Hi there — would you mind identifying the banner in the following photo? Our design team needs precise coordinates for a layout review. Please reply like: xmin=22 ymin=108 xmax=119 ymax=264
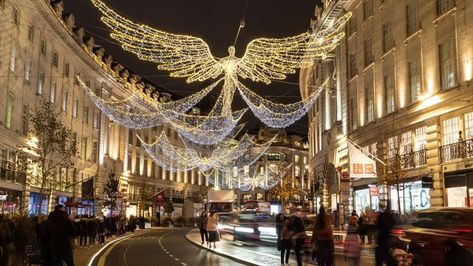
xmin=155 ymin=192 xmax=165 ymax=206
xmin=348 ymin=142 xmax=377 ymax=178
xmin=81 ymin=178 xmax=94 ymax=200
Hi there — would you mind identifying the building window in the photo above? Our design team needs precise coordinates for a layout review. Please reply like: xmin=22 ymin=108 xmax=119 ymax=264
xmin=50 ymin=81 xmax=56 ymax=103
xmin=5 ymin=93 xmax=14 ymax=129
xmin=12 ymin=7 xmax=19 ymax=27
xmin=40 ymin=39 xmax=46 ymax=57
xmin=27 ymin=24 xmax=34 ymax=42
xmin=385 ymin=74 xmax=395 ymax=114
xmin=349 ymin=92 xmax=358 ymax=130
xmin=52 ymin=51 xmax=58 ymax=68
xmin=442 ymin=116 xmax=460 ymax=145
xmin=81 ymin=138 xmax=88 ymax=160
xmin=37 ymin=71 xmax=44 ymax=95
xmin=72 ymin=99 xmax=78 ymax=118
xmin=464 ymin=112 xmax=473 ymax=140
xmin=62 ymin=91 xmax=68 ymax=112
xmin=294 ymin=155 xmax=300 ymax=163
xmin=415 ymin=126 xmax=427 ymax=151
xmin=128 ymin=130 xmax=133 ymax=144
xmin=348 ymin=15 xmax=357 ymax=36
xmin=437 ymin=0 xmax=454 ymax=16
xmin=10 ymin=46 xmax=16 ymax=72
xmin=439 ymin=38 xmax=457 ymax=90
xmin=383 ymin=23 xmax=394 ymax=53
xmin=295 ymin=166 xmax=301 ymax=177
xmin=366 ymin=84 xmax=374 ymax=123
xmin=349 ymin=53 xmax=357 ymax=78
xmin=388 ymin=136 xmax=398 ymax=158
xmin=363 ymin=0 xmax=373 ymax=20
xmin=408 ymin=58 xmax=422 ymax=103
xmin=364 ymin=39 xmax=373 ymax=67
xmin=400 ymin=131 xmax=413 ymax=155
xmin=93 ymin=111 xmax=99 ymax=129
xmin=63 ymin=61 xmax=70 ymax=77
xmin=74 ymin=73 xmax=80 ymax=85
xmin=406 ymin=0 xmax=419 ymax=36
xmin=21 ymin=104 xmax=29 ymax=136
xmin=83 ymin=106 xmax=89 ymax=124
xmin=24 ymin=61 xmax=31 ymax=84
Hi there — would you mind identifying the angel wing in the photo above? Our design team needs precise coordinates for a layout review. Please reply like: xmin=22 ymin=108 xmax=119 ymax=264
xmin=91 ymin=0 xmax=222 ymax=83
xmin=237 ymin=13 xmax=351 ymax=84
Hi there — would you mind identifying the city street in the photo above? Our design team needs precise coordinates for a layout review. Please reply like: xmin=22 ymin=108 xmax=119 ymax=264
xmin=87 ymin=228 xmax=375 ymax=266
xmin=88 ymin=228 xmax=243 ymax=266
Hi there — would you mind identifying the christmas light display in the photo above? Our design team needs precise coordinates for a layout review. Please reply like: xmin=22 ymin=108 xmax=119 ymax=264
xmin=90 ymin=0 xmax=351 ymax=128
xmin=138 ymin=132 xmax=274 ymax=172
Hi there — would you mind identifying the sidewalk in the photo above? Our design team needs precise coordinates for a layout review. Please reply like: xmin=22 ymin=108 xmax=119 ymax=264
xmin=73 ymin=231 xmax=139 ymax=266
xmin=186 ymin=229 xmax=375 ymax=266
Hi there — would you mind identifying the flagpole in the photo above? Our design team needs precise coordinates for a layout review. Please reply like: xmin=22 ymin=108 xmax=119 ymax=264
xmin=346 ymin=138 xmax=386 ymax=166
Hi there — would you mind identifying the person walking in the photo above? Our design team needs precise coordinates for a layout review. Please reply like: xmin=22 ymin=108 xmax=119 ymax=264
xmin=376 ymin=204 xmax=396 ymax=266
xmin=196 ymin=211 xmax=208 ymax=245
xmin=46 ymin=205 xmax=76 ymax=266
xmin=206 ymin=211 xmax=219 ymax=249
xmin=97 ymin=217 xmax=106 ymax=244
xmin=357 ymin=211 xmax=367 ymax=244
xmin=314 ymin=206 xmax=335 ymax=266
xmin=291 ymin=215 xmax=307 ymax=266
xmin=79 ymin=217 xmax=88 ymax=248
xmin=366 ymin=209 xmax=377 ymax=244
xmin=275 ymin=213 xmax=284 ymax=252
xmin=344 ymin=216 xmax=362 ymax=266
xmin=279 ymin=217 xmax=292 ymax=265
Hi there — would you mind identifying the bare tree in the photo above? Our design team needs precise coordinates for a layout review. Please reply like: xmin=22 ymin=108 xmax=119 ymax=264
xmin=30 ymin=100 xmax=77 ymax=215
xmin=381 ymin=148 xmax=407 ymax=214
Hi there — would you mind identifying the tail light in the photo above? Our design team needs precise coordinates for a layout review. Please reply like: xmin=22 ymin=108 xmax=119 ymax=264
xmin=454 ymin=227 xmax=473 ymax=234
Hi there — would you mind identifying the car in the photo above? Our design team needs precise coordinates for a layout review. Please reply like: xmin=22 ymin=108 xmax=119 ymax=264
xmin=397 ymin=208 xmax=473 ymax=266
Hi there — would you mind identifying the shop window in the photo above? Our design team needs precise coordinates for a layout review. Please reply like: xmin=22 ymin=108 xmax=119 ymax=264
xmin=442 ymin=116 xmax=460 ymax=145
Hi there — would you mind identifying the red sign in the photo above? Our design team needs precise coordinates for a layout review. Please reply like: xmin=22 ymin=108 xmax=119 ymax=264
xmin=369 ymin=186 xmax=379 ymax=196
xmin=155 ymin=193 xmax=164 ymax=206
xmin=341 ymin=172 xmax=350 ymax=181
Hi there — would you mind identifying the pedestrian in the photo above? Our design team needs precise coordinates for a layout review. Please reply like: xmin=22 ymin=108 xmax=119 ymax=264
xmin=46 ymin=204 xmax=76 ymax=266
xmin=206 ymin=211 xmax=219 ymax=249
xmin=0 ymin=215 xmax=13 ymax=266
xmin=79 ymin=216 xmax=88 ymax=247
xmin=344 ymin=216 xmax=362 ymax=266
xmin=97 ymin=217 xmax=106 ymax=244
xmin=280 ymin=216 xmax=292 ymax=265
xmin=37 ymin=215 xmax=52 ymax=266
xmin=314 ymin=206 xmax=335 ymax=266
xmin=196 ymin=211 xmax=208 ymax=245
xmin=366 ymin=209 xmax=377 ymax=244
xmin=376 ymin=203 xmax=396 ymax=266
xmin=357 ymin=211 xmax=367 ymax=244
xmin=87 ymin=217 xmax=98 ymax=246
xmin=291 ymin=215 xmax=307 ymax=266
xmin=275 ymin=213 xmax=284 ymax=252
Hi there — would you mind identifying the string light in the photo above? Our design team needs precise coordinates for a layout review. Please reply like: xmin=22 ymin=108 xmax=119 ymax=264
xmin=90 ymin=0 xmax=351 ymax=128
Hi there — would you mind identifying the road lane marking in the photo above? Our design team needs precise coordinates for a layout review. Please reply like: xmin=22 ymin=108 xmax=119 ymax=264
xmin=158 ymin=230 xmax=188 ymax=265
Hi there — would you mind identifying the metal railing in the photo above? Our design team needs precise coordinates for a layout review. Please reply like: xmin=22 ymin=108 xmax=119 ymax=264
xmin=386 ymin=148 xmax=427 ymax=170
xmin=0 ymin=161 xmax=26 ymax=185
xmin=440 ymin=139 xmax=473 ymax=163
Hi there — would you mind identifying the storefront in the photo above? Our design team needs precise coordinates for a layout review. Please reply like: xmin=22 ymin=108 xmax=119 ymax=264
xmin=389 ymin=181 xmax=431 ymax=214
xmin=28 ymin=192 xmax=49 ymax=216
xmin=354 ymin=186 xmax=379 ymax=215
xmin=0 ymin=188 xmax=22 ymax=215
xmin=445 ymin=171 xmax=473 ymax=207
xmin=77 ymin=199 xmax=95 ymax=216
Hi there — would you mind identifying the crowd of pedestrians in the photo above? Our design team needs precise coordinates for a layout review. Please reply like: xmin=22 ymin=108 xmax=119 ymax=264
xmin=0 ymin=205 xmax=144 ymax=266
xmin=275 ymin=212 xmax=308 ymax=266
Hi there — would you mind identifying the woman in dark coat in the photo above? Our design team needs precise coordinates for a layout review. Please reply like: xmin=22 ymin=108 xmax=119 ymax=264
xmin=314 ymin=206 xmax=335 ymax=266
xmin=275 ymin=213 xmax=284 ymax=251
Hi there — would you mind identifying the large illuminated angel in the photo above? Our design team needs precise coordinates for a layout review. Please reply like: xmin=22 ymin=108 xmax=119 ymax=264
xmin=91 ymin=0 xmax=351 ymax=127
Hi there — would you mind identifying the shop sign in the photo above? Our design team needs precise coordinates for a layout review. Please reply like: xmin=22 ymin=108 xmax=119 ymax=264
xmin=0 ymin=194 xmax=7 ymax=201
xmin=155 ymin=192 xmax=164 ymax=206
xmin=369 ymin=186 xmax=379 ymax=196
xmin=340 ymin=182 xmax=351 ymax=202
xmin=421 ymin=175 xmax=433 ymax=188
xmin=341 ymin=172 xmax=350 ymax=181
xmin=348 ymin=142 xmax=377 ymax=178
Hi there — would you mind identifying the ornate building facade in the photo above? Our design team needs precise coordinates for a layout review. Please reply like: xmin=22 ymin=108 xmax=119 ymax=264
xmin=0 ymin=0 xmax=204 ymax=218
xmin=301 ymin=0 xmax=473 ymax=214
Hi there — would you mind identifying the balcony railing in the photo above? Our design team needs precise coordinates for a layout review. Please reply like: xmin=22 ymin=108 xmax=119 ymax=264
xmin=386 ymin=149 xmax=427 ymax=170
xmin=0 ymin=161 xmax=26 ymax=185
xmin=440 ymin=139 xmax=473 ymax=163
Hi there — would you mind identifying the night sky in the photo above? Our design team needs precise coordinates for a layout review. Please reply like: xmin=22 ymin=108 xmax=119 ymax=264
xmin=64 ymin=0 xmax=320 ymax=137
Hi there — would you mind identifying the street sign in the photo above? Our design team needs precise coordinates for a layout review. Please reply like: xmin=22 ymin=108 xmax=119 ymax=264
xmin=155 ymin=193 xmax=164 ymax=206
xmin=369 ymin=186 xmax=379 ymax=196
xmin=341 ymin=172 xmax=350 ymax=181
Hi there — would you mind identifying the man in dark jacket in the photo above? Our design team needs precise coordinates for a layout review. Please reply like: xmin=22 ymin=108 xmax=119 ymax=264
xmin=46 ymin=205 xmax=75 ymax=266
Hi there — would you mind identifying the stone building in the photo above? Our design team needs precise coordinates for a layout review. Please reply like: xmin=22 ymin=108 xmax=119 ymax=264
xmin=301 ymin=0 xmax=473 ymax=214
xmin=0 ymin=0 xmax=204 ymax=218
